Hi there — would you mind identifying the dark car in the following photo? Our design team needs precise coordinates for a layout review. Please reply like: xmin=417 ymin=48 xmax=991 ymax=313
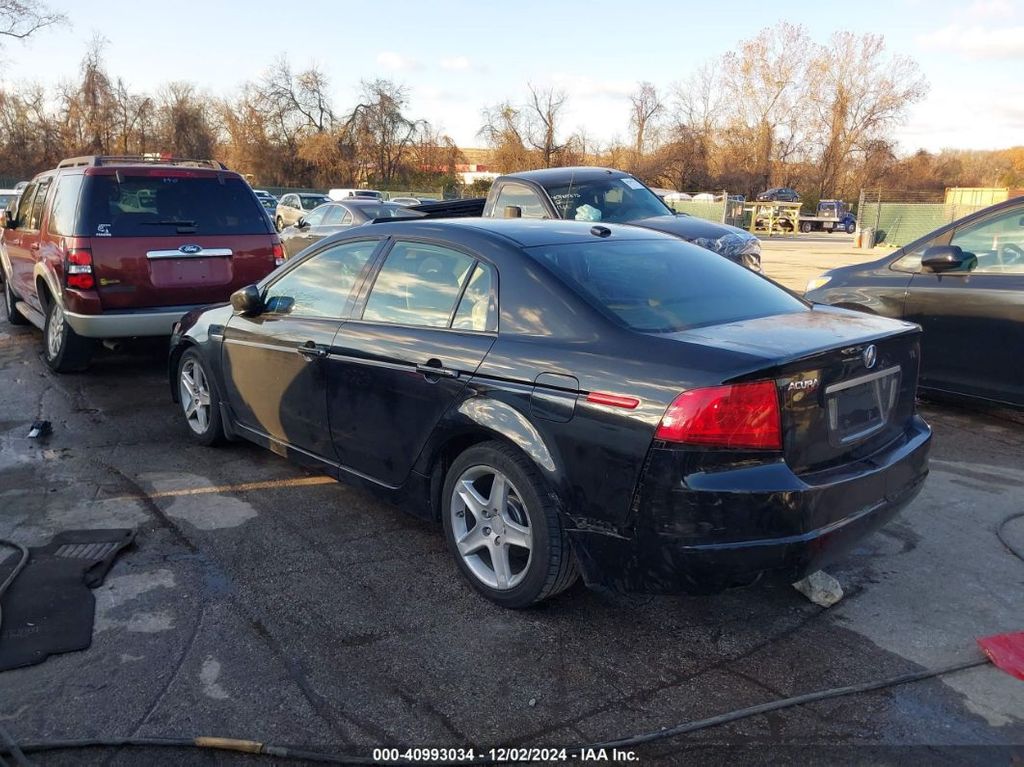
xmin=253 ymin=189 xmax=278 ymax=215
xmin=757 ymin=187 xmax=801 ymax=203
xmin=274 ymin=192 xmax=332 ymax=231
xmin=169 ymin=218 xmax=930 ymax=608
xmin=279 ymin=200 xmax=422 ymax=258
xmin=1 ymin=154 xmax=283 ymax=372
xmin=805 ymin=198 xmax=1024 ymax=408
xmin=483 ymin=167 xmax=762 ymax=271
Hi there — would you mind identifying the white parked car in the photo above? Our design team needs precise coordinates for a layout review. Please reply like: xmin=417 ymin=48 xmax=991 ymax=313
xmin=328 ymin=188 xmax=383 ymax=202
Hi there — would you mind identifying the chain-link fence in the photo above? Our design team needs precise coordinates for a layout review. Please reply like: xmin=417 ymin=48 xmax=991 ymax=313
xmin=857 ymin=188 xmax=1000 ymax=248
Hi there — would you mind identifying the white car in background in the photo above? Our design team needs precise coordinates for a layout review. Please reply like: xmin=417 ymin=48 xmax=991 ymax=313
xmin=328 ymin=188 xmax=383 ymax=201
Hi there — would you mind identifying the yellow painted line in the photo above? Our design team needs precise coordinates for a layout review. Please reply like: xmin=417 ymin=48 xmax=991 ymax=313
xmin=107 ymin=475 xmax=335 ymax=502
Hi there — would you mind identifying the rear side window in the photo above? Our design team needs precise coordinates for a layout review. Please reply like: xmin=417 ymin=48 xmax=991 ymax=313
xmin=529 ymin=240 xmax=806 ymax=333
xmin=15 ymin=184 xmax=35 ymax=228
xmin=263 ymin=240 xmax=379 ymax=318
xmin=48 ymin=174 xmax=85 ymax=236
xmin=452 ymin=262 xmax=497 ymax=332
xmin=29 ymin=177 xmax=52 ymax=230
xmin=80 ymin=175 xmax=270 ymax=237
xmin=492 ymin=183 xmax=547 ymax=219
xmin=362 ymin=242 xmax=475 ymax=327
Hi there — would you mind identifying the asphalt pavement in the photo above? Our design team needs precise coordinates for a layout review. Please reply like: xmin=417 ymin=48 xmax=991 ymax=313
xmin=1 ymin=253 xmax=1022 ymax=765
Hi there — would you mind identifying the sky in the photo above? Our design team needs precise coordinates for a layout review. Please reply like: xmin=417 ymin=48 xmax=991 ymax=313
xmin=1 ymin=0 xmax=1022 ymax=154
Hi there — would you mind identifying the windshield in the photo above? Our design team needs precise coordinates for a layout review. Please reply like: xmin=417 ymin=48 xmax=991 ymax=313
xmin=301 ymin=195 xmax=331 ymax=210
xmin=545 ymin=177 xmax=672 ymax=223
xmin=81 ymin=175 xmax=271 ymax=236
xmin=529 ymin=239 xmax=806 ymax=333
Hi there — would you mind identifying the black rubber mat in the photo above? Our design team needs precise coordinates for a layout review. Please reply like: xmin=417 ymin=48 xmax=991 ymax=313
xmin=0 ymin=529 xmax=135 ymax=671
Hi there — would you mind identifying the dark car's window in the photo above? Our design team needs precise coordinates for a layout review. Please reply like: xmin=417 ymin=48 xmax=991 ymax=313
xmin=302 ymin=206 xmax=329 ymax=227
xmin=545 ymin=177 xmax=671 ymax=223
xmin=263 ymin=240 xmax=379 ymax=318
xmin=15 ymin=184 xmax=36 ymax=229
xmin=352 ymin=203 xmax=421 ymax=220
xmin=29 ymin=177 xmax=52 ymax=230
xmin=492 ymin=183 xmax=548 ymax=219
xmin=48 ymin=174 xmax=84 ymax=236
xmin=530 ymin=239 xmax=806 ymax=332
xmin=951 ymin=206 xmax=1024 ymax=274
xmin=362 ymin=241 xmax=475 ymax=327
xmin=452 ymin=261 xmax=497 ymax=332
xmin=322 ymin=206 xmax=347 ymax=226
xmin=80 ymin=175 xmax=269 ymax=236
xmin=300 ymin=195 xmax=330 ymax=210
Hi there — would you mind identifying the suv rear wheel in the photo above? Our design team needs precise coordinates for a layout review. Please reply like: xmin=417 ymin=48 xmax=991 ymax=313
xmin=3 ymin=276 xmax=29 ymax=326
xmin=43 ymin=298 xmax=95 ymax=372
xmin=441 ymin=441 xmax=578 ymax=608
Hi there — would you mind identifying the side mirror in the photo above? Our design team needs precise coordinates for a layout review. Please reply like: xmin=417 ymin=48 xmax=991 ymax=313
xmin=230 ymin=284 xmax=263 ymax=316
xmin=503 ymin=205 xmax=522 ymax=219
xmin=296 ymin=217 xmax=307 ymax=228
xmin=3 ymin=209 xmax=15 ymax=229
xmin=921 ymin=245 xmax=975 ymax=273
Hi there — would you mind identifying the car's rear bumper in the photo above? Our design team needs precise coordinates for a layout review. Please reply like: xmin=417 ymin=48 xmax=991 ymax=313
xmin=568 ymin=415 xmax=931 ymax=594
xmin=66 ymin=305 xmax=205 ymax=338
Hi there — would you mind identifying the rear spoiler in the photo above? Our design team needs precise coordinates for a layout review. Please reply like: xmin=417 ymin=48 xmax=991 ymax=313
xmin=407 ymin=198 xmax=487 ymax=219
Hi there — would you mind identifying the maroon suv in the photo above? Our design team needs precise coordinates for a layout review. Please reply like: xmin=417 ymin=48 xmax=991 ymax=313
xmin=1 ymin=155 xmax=284 ymax=371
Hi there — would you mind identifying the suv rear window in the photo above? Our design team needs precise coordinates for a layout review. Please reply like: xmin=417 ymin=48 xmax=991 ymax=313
xmin=80 ymin=175 xmax=270 ymax=237
xmin=529 ymin=239 xmax=806 ymax=332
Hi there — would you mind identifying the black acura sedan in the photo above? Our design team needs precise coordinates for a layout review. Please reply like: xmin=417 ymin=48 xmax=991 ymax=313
xmin=170 ymin=219 xmax=931 ymax=608
xmin=805 ymin=198 xmax=1024 ymax=408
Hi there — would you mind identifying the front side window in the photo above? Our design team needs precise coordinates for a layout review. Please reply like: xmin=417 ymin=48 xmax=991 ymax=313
xmin=15 ymin=184 xmax=36 ymax=229
xmin=546 ymin=177 xmax=671 ymax=223
xmin=263 ymin=240 xmax=379 ymax=318
xmin=302 ymin=206 xmax=329 ymax=227
xmin=530 ymin=239 xmax=806 ymax=333
xmin=492 ymin=183 xmax=548 ymax=219
xmin=951 ymin=206 xmax=1024 ymax=274
xmin=48 ymin=174 xmax=85 ymax=236
xmin=362 ymin=242 xmax=475 ymax=327
xmin=29 ymin=177 xmax=52 ymax=230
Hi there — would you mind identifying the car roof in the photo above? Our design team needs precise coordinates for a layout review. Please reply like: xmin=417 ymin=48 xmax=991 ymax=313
xmin=299 ymin=192 xmax=329 ymax=197
xmin=339 ymin=199 xmax=404 ymax=207
xmin=498 ymin=167 xmax=630 ymax=185
xmin=362 ymin=217 xmax=676 ymax=248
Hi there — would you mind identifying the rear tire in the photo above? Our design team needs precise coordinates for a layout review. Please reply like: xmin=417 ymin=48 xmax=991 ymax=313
xmin=800 ymin=221 xmax=812 ymax=233
xmin=43 ymin=298 xmax=95 ymax=372
xmin=275 ymin=216 xmax=284 ymax=232
xmin=177 ymin=348 xmax=225 ymax=446
xmin=3 ymin=276 xmax=29 ymax=326
xmin=442 ymin=441 xmax=578 ymax=608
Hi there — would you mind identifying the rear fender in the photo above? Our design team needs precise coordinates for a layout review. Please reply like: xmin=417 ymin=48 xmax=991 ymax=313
xmin=33 ymin=262 xmax=63 ymax=311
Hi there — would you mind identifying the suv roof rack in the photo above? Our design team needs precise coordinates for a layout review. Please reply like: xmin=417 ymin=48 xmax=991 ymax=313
xmin=56 ymin=155 xmax=228 ymax=170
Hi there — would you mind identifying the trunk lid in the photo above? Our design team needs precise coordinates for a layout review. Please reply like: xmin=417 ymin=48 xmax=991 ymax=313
xmin=667 ymin=307 xmax=922 ymax=474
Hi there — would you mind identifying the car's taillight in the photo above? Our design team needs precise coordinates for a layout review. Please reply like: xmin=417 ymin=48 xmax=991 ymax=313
xmin=65 ymin=248 xmax=95 ymax=290
xmin=272 ymin=242 xmax=285 ymax=266
xmin=655 ymin=381 xmax=781 ymax=450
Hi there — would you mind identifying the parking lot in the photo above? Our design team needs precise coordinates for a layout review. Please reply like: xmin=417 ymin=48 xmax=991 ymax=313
xmin=1 ymin=239 xmax=1022 ymax=764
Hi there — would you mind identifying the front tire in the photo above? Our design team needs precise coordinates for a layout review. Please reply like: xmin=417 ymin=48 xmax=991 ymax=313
xmin=800 ymin=221 xmax=812 ymax=233
xmin=3 ymin=276 xmax=29 ymax=326
xmin=442 ymin=441 xmax=577 ymax=608
xmin=177 ymin=349 xmax=225 ymax=445
xmin=845 ymin=222 xmax=856 ymax=234
xmin=43 ymin=299 xmax=95 ymax=372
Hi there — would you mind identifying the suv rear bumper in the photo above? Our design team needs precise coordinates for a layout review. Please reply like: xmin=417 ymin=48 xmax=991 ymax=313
xmin=568 ymin=415 xmax=931 ymax=594
xmin=66 ymin=306 xmax=205 ymax=338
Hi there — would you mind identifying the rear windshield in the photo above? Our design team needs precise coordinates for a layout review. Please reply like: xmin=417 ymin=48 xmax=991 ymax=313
xmin=81 ymin=175 xmax=271 ymax=237
xmin=300 ymin=195 xmax=331 ymax=210
xmin=529 ymin=239 xmax=806 ymax=332
xmin=357 ymin=204 xmax=423 ymax=219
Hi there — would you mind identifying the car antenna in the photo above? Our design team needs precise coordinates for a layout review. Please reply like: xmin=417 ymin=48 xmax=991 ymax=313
xmin=563 ymin=168 xmax=576 ymax=220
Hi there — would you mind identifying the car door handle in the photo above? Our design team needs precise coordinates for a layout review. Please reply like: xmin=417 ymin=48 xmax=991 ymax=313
xmin=297 ymin=342 xmax=329 ymax=360
xmin=416 ymin=361 xmax=459 ymax=380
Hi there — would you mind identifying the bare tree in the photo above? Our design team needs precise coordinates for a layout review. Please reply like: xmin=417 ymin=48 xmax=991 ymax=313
xmin=524 ymin=84 xmax=567 ymax=168
xmin=156 ymin=82 xmax=217 ymax=158
xmin=478 ymin=100 xmax=533 ymax=172
xmin=628 ymin=81 xmax=663 ymax=168
xmin=0 ymin=0 xmax=65 ymax=43
xmin=347 ymin=78 xmax=425 ymax=186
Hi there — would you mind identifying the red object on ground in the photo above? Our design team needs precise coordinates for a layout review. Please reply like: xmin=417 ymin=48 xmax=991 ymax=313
xmin=977 ymin=631 xmax=1024 ymax=681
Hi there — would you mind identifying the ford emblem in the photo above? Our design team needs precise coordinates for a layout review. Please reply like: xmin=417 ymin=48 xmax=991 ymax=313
xmin=862 ymin=344 xmax=877 ymax=369
xmin=179 ymin=244 xmax=202 ymax=255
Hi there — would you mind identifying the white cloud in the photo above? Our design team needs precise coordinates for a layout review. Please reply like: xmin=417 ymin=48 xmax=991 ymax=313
xmin=375 ymin=51 xmax=420 ymax=71
xmin=440 ymin=55 xmax=471 ymax=71
xmin=546 ymin=73 xmax=634 ymax=100
xmin=963 ymin=0 xmax=1016 ymax=20
xmin=918 ymin=23 xmax=1024 ymax=59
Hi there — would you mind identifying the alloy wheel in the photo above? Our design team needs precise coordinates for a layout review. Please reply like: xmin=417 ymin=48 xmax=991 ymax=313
xmin=450 ymin=465 xmax=533 ymax=590
xmin=179 ymin=357 xmax=212 ymax=435
xmin=46 ymin=303 xmax=65 ymax=359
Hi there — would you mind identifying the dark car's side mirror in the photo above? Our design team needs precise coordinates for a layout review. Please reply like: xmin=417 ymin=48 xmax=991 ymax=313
xmin=3 ymin=209 xmax=15 ymax=229
xmin=921 ymin=245 xmax=975 ymax=273
xmin=230 ymin=284 xmax=263 ymax=316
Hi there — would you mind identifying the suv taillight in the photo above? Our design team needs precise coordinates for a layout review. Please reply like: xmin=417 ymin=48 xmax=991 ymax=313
xmin=272 ymin=241 xmax=285 ymax=266
xmin=65 ymin=248 xmax=95 ymax=290
xmin=655 ymin=381 xmax=782 ymax=450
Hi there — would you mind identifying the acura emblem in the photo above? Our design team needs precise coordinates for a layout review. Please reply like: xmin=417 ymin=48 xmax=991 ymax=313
xmin=862 ymin=344 xmax=877 ymax=369
xmin=179 ymin=244 xmax=202 ymax=254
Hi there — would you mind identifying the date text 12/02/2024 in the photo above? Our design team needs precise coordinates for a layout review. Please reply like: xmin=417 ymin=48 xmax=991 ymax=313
xmin=371 ymin=747 xmax=640 ymax=762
